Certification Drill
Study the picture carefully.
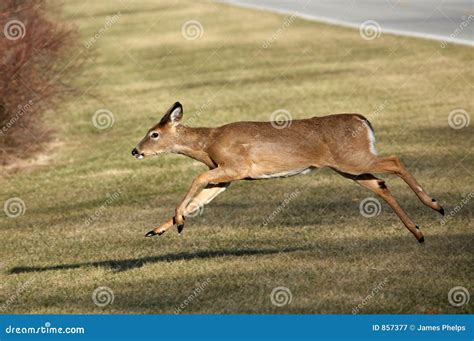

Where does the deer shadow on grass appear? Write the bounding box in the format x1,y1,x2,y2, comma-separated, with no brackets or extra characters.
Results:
9,247,308,274
10,232,473,276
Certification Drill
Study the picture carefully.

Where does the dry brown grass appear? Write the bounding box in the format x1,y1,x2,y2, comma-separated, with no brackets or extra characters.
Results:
0,0,472,314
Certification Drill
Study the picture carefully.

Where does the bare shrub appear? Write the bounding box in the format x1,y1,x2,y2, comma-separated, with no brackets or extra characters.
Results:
0,0,84,164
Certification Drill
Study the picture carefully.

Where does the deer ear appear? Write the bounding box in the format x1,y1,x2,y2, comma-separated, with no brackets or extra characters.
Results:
160,102,183,126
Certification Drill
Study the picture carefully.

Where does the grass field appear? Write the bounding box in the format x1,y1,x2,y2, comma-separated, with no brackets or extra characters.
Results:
1,0,473,314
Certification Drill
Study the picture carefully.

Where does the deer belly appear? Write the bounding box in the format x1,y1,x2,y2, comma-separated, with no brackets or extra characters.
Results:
251,166,316,180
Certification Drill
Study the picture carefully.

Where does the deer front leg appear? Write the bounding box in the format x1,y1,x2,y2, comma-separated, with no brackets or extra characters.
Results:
145,182,230,237
174,168,243,231
184,183,230,218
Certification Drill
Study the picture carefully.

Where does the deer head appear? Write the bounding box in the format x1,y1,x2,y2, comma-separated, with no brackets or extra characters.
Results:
131,102,183,159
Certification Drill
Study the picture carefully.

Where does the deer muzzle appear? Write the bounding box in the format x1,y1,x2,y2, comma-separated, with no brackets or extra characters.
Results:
131,148,144,160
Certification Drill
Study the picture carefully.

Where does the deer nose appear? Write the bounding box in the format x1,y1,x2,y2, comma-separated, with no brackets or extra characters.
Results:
131,148,139,156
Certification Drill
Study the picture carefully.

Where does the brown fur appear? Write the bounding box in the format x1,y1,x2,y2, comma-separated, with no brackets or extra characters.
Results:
133,102,444,242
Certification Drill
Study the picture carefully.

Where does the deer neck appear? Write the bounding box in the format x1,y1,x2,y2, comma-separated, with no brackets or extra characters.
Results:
172,125,214,167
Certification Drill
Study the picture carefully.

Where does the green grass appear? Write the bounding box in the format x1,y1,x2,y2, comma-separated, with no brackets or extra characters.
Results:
0,0,472,314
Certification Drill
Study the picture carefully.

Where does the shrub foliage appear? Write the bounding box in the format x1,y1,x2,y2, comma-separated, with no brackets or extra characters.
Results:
0,0,83,164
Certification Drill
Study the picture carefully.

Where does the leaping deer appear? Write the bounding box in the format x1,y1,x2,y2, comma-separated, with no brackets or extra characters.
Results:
131,102,444,243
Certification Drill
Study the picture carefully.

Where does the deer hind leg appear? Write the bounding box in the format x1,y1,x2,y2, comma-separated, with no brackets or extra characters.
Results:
367,156,444,216
145,183,229,237
338,172,424,243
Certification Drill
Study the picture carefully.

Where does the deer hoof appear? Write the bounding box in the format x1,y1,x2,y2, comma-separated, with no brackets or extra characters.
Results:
177,224,184,233
145,230,157,237
438,206,445,216
418,236,425,243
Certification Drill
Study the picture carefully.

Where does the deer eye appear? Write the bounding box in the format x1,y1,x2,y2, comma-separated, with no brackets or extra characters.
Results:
150,132,160,140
